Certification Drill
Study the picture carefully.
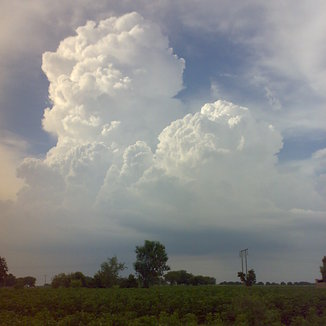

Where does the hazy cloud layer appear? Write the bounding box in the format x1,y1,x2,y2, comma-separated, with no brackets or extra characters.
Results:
0,132,26,200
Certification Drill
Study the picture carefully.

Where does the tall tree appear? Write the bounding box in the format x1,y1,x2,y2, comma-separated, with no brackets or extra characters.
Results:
5,273,16,287
320,256,326,282
134,240,170,287
238,269,256,286
23,276,36,287
51,273,71,288
0,257,8,287
164,270,193,285
94,256,126,288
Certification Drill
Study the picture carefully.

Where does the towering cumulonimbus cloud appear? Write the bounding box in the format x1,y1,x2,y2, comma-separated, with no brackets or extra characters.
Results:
41,12,185,148
17,12,185,210
1,5,326,284
15,12,326,238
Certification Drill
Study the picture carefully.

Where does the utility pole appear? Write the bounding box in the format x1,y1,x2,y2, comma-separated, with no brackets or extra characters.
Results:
239,249,248,274
44,274,47,286
239,251,244,273
244,249,248,275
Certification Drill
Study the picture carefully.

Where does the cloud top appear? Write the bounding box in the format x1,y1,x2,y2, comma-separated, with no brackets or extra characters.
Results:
41,12,185,146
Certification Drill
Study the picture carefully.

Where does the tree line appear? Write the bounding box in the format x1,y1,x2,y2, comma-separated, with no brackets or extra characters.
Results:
1,240,216,289
0,257,36,288
51,240,216,288
164,270,215,286
2,243,322,289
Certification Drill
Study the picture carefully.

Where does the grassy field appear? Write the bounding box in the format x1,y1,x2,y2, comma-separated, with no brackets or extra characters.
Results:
1,285,326,325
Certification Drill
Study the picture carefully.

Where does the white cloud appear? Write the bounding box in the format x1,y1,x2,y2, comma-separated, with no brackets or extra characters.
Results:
312,148,326,197
41,12,185,148
95,99,325,233
173,1,326,98
256,2,326,97
1,9,326,282
14,12,185,216
11,12,326,235
165,0,326,131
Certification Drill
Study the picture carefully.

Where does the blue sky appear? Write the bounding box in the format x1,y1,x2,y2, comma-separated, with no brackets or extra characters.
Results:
1,1,326,284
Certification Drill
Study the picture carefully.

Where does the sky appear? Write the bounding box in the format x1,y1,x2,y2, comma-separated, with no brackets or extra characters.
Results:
1,0,326,284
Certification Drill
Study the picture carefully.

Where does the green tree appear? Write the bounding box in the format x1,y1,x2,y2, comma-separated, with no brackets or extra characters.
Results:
134,240,170,287
238,269,256,286
94,256,126,288
164,271,181,285
320,256,326,282
84,276,95,288
0,257,8,287
119,274,138,288
165,270,193,285
191,275,216,285
23,276,36,287
70,279,82,288
51,273,71,288
70,272,86,287
51,271,90,288
14,278,25,289
5,273,16,287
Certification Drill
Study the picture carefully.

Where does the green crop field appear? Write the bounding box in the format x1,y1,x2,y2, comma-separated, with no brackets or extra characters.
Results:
1,285,326,325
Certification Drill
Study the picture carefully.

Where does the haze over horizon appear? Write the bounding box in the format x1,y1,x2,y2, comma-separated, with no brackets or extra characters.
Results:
1,1,326,284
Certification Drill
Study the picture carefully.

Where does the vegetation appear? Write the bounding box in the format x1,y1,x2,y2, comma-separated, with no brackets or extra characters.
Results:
93,256,126,288
319,256,326,282
1,285,326,325
0,256,36,288
48,241,172,289
165,270,216,285
238,269,256,287
134,240,170,287
51,272,93,288
2,249,326,325
2,251,326,324
0,257,8,286
119,274,138,288
47,243,216,289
